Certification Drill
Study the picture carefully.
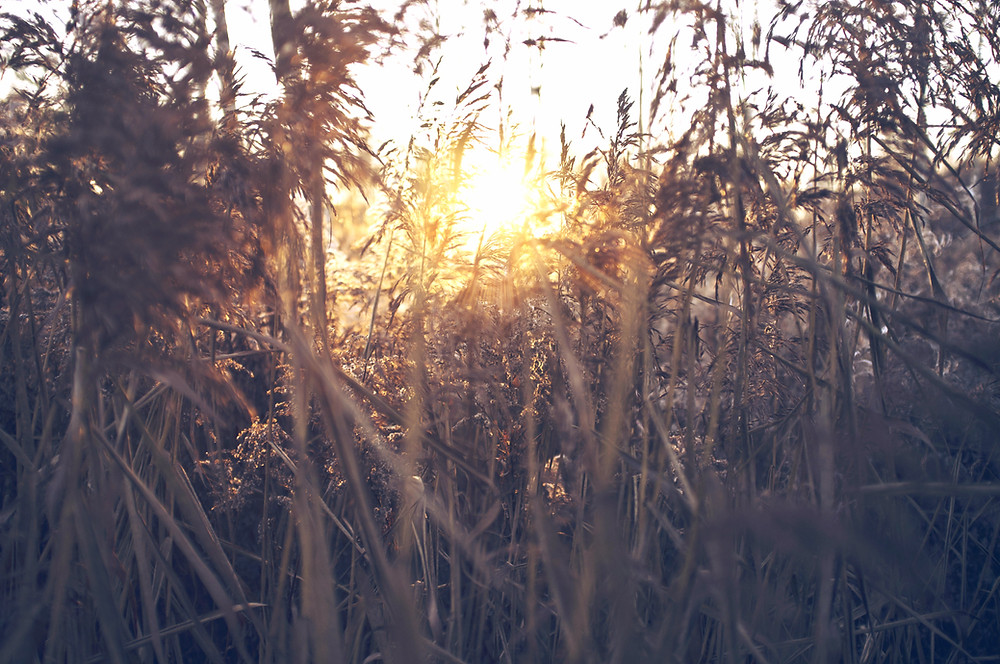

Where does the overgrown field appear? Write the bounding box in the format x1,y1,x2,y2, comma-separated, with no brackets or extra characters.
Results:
2,1,1000,662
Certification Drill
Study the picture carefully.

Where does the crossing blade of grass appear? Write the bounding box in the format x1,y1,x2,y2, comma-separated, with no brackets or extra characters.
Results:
104,515,232,664
0,427,35,471
114,378,263,634
300,331,425,664
83,604,267,664
854,483,1000,497
122,479,168,664
75,502,133,664
885,597,979,662
289,422,347,663
93,426,256,662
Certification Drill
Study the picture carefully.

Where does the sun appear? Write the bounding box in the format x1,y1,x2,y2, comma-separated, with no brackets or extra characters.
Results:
457,150,538,249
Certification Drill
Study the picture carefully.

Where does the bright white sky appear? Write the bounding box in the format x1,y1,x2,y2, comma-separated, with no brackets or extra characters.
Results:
2,0,805,214
3,0,790,159
222,0,652,162
0,0,814,247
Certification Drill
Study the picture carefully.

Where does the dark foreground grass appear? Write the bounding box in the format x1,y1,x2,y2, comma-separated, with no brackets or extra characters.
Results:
2,0,1000,662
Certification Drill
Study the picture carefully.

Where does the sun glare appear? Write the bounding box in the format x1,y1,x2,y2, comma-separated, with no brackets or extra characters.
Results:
458,151,539,249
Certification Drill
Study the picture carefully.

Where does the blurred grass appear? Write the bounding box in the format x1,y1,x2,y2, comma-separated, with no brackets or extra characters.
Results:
3,0,1000,662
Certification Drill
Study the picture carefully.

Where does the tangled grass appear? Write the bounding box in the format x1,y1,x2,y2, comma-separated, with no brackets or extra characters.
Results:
2,0,1000,662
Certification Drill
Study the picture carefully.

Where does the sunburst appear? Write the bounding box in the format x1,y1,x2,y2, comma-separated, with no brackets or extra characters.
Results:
457,149,538,250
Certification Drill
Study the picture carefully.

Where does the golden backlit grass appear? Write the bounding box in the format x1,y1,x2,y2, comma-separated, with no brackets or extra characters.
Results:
2,1,1000,662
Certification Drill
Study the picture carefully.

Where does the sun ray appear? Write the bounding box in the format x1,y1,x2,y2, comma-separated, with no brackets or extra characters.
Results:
458,151,529,243
454,145,554,252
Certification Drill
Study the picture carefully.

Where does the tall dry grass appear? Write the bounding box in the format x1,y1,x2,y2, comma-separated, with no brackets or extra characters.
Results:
2,0,1000,662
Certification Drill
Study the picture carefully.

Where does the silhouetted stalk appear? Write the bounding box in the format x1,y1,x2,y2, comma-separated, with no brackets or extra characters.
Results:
715,0,752,488
210,0,237,120
310,156,329,348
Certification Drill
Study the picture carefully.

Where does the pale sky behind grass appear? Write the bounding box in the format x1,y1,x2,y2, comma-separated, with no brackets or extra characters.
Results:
2,0,812,192
222,0,654,164
3,0,797,160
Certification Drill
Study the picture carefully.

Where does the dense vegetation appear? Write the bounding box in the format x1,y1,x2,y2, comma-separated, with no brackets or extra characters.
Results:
2,0,1000,661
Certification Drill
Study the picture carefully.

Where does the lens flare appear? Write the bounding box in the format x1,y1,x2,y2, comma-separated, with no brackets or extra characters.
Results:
458,151,536,248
